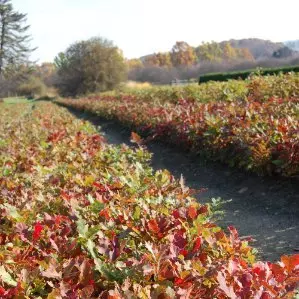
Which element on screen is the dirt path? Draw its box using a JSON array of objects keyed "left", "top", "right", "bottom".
[{"left": 66, "top": 107, "right": 299, "bottom": 262}]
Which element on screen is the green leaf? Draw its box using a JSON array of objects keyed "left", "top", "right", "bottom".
[
  {"left": 86, "top": 239, "right": 97, "bottom": 260},
  {"left": 1, "top": 203, "right": 21, "bottom": 220},
  {"left": 0, "top": 265, "right": 17, "bottom": 286},
  {"left": 272, "top": 159, "right": 284, "bottom": 166},
  {"left": 2, "top": 168, "right": 11, "bottom": 176},
  {"left": 40, "top": 140, "right": 49, "bottom": 149},
  {"left": 133, "top": 206, "right": 141, "bottom": 220},
  {"left": 86, "top": 239, "right": 103, "bottom": 273},
  {"left": 90, "top": 201, "right": 105, "bottom": 214},
  {"left": 76, "top": 217, "right": 88, "bottom": 238},
  {"left": 0, "top": 139, "right": 6, "bottom": 148}
]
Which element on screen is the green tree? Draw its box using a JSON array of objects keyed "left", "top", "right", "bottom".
[
  {"left": 126, "top": 58, "right": 143, "bottom": 70},
  {"left": 156, "top": 52, "right": 172, "bottom": 68},
  {"left": 196, "top": 41, "right": 223, "bottom": 62},
  {"left": 144, "top": 52, "right": 172, "bottom": 68},
  {"left": 17, "top": 75, "right": 47, "bottom": 98},
  {"left": 0, "top": 62, "right": 34, "bottom": 97},
  {"left": 144, "top": 54, "right": 160, "bottom": 67},
  {"left": 55, "top": 37, "right": 127, "bottom": 95},
  {"left": 0, "top": 0, "right": 35, "bottom": 76},
  {"left": 222, "top": 42, "right": 237, "bottom": 60},
  {"left": 171, "top": 41, "right": 196, "bottom": 67}
]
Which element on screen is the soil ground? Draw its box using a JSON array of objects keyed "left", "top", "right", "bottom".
[{"left": 65, "top": 107, "right": 299, "bottom": 262}]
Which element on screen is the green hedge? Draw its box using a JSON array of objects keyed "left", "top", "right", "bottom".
[{"left": 199, "top": 65, "right": 299, "bottom": 83}]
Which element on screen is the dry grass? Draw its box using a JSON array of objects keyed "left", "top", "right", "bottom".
[{"left": 124, "top": 80, "right": 152, "bottom": 89}]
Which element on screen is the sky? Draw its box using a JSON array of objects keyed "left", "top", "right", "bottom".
[{"left": 13, "top": 0, "right": 299, "bottom": 63}]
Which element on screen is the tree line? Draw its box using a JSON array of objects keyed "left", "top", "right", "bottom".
[
  {"left": 0, "top": 0, "right": 127, "bottom": 97},
  {"left": 0, "top": 0, "right": 298, "bottom": 98},
  {"left": 128, "top": 41, "right": 255, "bottom": 71}
]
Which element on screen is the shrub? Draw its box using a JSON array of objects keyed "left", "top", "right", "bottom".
[
  {"left": 54, "top": 37, "right": 127, "bottom": 96},
  {"left": 17, "top": 76, "right": 58, "bottom": 99},
  {"left": 17, "top": 76, "right": 47, "bottom": 98}
]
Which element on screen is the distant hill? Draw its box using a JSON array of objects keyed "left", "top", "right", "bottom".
[
  {"left": 138, "top": 38, "right": 295, "bottom": 62},
  {"left": 220, "top": 38, "right": 285, "bottom": 59},
  {"left": 285, "top": 40, "right": 299, "bottom": 51}
]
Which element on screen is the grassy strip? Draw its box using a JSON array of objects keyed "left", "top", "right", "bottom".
[{"left": 1, "top": 97, "right": 30, "bottom": 104}]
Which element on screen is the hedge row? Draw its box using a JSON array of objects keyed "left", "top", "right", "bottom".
[
  {"left": 1, "top": 101, "right": 298, "bottom": 298},
  {"left": 57, "top": 92, "right": 299, "bottom": 177},
  {"left": 199, "top": 65, "right": 299, "bottom": 83}
]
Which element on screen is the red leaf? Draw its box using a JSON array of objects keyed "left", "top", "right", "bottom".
[
  {"left": 228, "top": 226, "right": 239, "bottom": 244},
  {"left": 199, "top": 253, "right": 208, "bottom": 264},
  {"left": 173, "top": 230, "right": 187, "bottom": 249},
  {"left": 172, "top": 209, "right": 180, "bottom": 219},
  {"left": 179, "top": 249, "right": 188, "bottom": 257},
  {"left": 61, "top": 191, "right": 71, "bottom": 201},
  {"left": 99, "top": 209, "right": 111, "bottom": 221},
  {"left": 0, "top": 287, "right": 6, "bottom": 296},
  {"left": 174, "top": 277, "right": 185, "bottom": 286},
  {"left": 79, "top": 259, "right": 93, "bottom": 284},
  {"left": 240, "top": 273, "right": 252, "bottom": 288},
  {"left": 198, "top": 205, "right": 208, "bottom": 214},
  {"left": 270, "top": 264, "right": 285, "bottom": 283},
  {"left": 93, "top": 182, "right": 108, "bottom": 192},
  {"left": 261, "top": 292, "right": 271, "bottom": 299},
  {"left": 260, "top": 281, "right": 278, "bottom": 297},
  {"left": 0, "top": 233, "right": 7, "bottom": 245},
  {"left": 192, "top": 237, "right": 202, "bottom": 252},
  {"left": 174, "top": 277, "right": 192, "bottom": 289},
  {"left": 33, "top": 222, "right": 44, "bottom": 241}
]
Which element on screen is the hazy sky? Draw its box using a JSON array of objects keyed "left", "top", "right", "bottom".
[{"left": 13, "top": 0, "right": 299, "bottom": 63}]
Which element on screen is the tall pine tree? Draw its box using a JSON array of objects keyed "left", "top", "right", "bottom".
[{"left": 0, "top": 0, "right": 34, "bottom": 76}]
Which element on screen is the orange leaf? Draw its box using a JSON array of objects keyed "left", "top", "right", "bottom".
[
  {"left": 130, "top": 132, "right": 142, "bottom": 145},
  {"left": 188, "top": 206, "right": 198, "bottom": 220},
  {"left": 281, "top": 254, "right": 299, "bottom": 273},
  {"left": 148, "top": 219, "right": 160, "bottom": 234}
]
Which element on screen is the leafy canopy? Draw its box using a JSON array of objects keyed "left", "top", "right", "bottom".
[{"left": 54, "top": 37, "right": 127, "bottom": 96}]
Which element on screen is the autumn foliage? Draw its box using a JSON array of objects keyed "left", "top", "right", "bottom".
[
  {"left": 0, "top": 102, "right": 298, "bottom": 298},
  {"left": 58, "top": 74, "right": 299, "bottom": 177}
]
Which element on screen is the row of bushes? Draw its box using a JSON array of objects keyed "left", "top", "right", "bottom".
[
  {"left": 199, "top": 65, "right": 299, "bottom": 83},
  {"left": 57, "top": 74, "right": 299, "bottom": 177},
  {"left": 1, "top": 101, "right": 298, "bottom": 297},
  {"left": 99, "top": 73, "right": 298, "bottom": 104}
]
